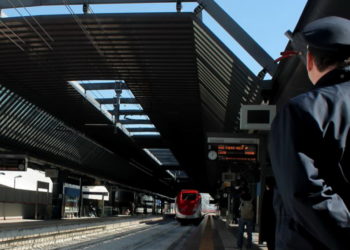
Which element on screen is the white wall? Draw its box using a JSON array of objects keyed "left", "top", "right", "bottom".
[{"left": 0, "top": 168, "right": 52, "bottom": 192}]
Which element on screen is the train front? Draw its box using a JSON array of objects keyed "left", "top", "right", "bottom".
[{"left": 175, "top": 190, "right": 202, "bottom": 224}]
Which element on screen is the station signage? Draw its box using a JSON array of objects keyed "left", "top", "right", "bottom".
[
  {"left": 207, "top": 137, "right": 259, "bottom": 163},
  {"left": 0, "top": 154, "right": 28, "bottom": 171},
  {"left": 208, "top": 144, "right": 257, "bottom": 162},
  {"left": 37, "top": 181, "right": 50, "bottom": 190}
]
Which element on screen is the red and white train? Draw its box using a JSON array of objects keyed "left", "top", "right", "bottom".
[{"left": 175, "top": 189, "right": 202, "bottom": 224}]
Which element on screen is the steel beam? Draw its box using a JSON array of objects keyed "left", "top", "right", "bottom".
[
  {"left": 0, "top": 0, "right": 196, "bottom": 9},
  {"left": 80, "top": 82, "right": 128, "bottom": 90},
  {"left": 110, "top": 109, "right": 144, "bottom": 115},
  {"left": 131, "top": 134, "right": 160, "bottom": 137},
  {"left": 163, "top": 165, "right": 183, "bottom": 170},
  {"left": 119, "top": 109, "right": 144, "bottom": 115},
  {"left": 197, "top": 0, "right": 277, "bottom": 76},
  {"left": 120, "top": 119, "right": 152, "bottom": 125},
  {"left": 96, "top": 98, "right": 137, "bottom": 104},
  {"left": 127, "top": 127, "right": 157, "bottom": 132},
  {"left": 96, "top": 98, "right": 115, "bottom": 104}
]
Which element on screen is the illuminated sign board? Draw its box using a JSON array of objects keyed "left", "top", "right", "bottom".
[
  {"left": 208, "top": 144, "right": 257, "bottom": 162},
  {"left": 207, "top": 137, "right": 259, "bottom": 163}
]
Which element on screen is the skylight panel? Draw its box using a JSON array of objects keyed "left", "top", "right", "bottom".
[
  {"left": 166, "top": 170, "right": 188, "bottom": 179},
  {"left": 143, "top": 148, "right": 179, "bottom": 166},
  {"left": 101, "top": 104, "right": 114, "bottom": 110},
  {"left": 120, "top": 104, "right": 142, "bottom": 110},
  {"left": 124, "top": 124, "right": 155, "bottom": 129},
  {"left": 121, "top": 115, "right": 150, "bottom": 120},
  {"left": 87, "top": 89, "right": 134, "bottom": 98},
  {"left": 69, "top": 80, "right": 158, "bottom": 137},
  {"left": 131, "top": 132, "right": 160, "bottom": 136}
]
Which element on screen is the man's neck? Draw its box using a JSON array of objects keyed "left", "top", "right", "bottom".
[{"left": 312, "top": 65, "right": 337, "bottom": 85}]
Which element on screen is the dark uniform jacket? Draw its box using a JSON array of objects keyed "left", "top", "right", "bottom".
[{"left": 269, "top": 67, "right": 350, "bottom": 250}]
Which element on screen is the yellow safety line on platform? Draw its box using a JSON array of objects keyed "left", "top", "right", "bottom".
[{"left": 199, "top": 215, "right": 214, "bottom": 250}]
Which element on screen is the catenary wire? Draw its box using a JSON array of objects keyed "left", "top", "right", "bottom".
[{"left": 7, "top": 0, "right": 53, "bottom": 50}]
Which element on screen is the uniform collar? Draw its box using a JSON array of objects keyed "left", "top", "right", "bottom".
[{"left": 314, "top": 67, "right": 350, "bottom": 89}]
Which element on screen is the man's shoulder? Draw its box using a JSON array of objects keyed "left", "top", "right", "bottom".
[
  {"left": 315, "top": 80, "right": 350, "bottom": 96},
  {"left": 288, "top": 81, "right": 350, "bottom": 108}
]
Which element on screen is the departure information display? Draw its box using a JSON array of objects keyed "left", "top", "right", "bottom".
[{"left": 208, "top": 144, "right": 258, "bottom": 162}]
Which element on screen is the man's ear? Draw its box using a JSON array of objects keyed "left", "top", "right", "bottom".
[{"left": 306, "top": 51, "right": 314, "bottom": 72}]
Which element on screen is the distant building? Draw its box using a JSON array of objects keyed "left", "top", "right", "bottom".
[
  {"left": 0, "top": 168, "right": 52, "bottom": 192},
  {"left": 0, "top": 168, "right": 52, "bottom": 220}
]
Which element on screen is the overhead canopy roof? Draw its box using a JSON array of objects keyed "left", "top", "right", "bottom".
[{"left": 0, "top": 11, "right": 261, "bottom": 195}]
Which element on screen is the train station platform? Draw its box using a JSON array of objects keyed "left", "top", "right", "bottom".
[
  {"left": 0, "top": 215, "right": 267, "bottom": 250},
  {"left": 181, "top": 215, "right": 267, "bottom": 250}
]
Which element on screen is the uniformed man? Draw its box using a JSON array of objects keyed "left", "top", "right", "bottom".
[{"left": 269, "top": 16, "right": 350, "bottom": 250}]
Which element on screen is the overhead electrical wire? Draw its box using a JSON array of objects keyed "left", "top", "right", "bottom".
[
  {"left": 23, "top": 1, "right": 153, "bottom": 134},
  {"left": 0, "top": 20, "right": 25, "bottom": 51},
  {"left": 86, "top": 6, "right": 129, "bottom": 107},
  {"left": 15, "top": 0, "right": 55, "bottom": 42},
  {"left": 7, "top": 0, "right": 53, "bottom": 50},
  {"left": 62, "top": 0, "right": 114, "bottom": 115},
  {"left": 87, "top": 5, "right": 149, "bottom": 128},
  {"left": 3, "top": 0, "right": 69, "bottom": 76},
  {"left": 62, "top": 2, "right": 130, "bottom": 124},
  {"left": 0, "top": 6, "right": 26, "bottom": 51},
  {"left": 62, "top": 0, "right": 115, "bottom": 120},
  {"left": 62, "top": 0, "right": 104, "bottom": 57},
  {"left": 0, "top": 19, "right": 25, "bottom": 43}
]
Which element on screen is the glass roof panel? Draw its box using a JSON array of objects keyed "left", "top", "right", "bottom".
[
  {"left": 68, "top": 80, "right": 158, "bottom": 138},
  {"left": 120, "top": 104, "right": 142, "bottom": 110},
  {"left": 166, "top": 170, "right": 188, "bottom": 179},
  {"left": 143, "top": 148, "right": 179, "bottom": 166},
  {"left": 124, "top": 124, "right": 155, "bottom": 128},
  {"left": 131, "top": 132, "right": 160, "bottom": 136}
]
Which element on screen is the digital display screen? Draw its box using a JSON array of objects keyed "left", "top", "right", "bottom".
[
  {"left": 209, "top": 144, "right": 257, "bottom": 162},
  {"left": 247, "top": 110, "right": 270, "bottom": 124}
]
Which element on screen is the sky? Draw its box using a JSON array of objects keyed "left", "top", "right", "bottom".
[
  {"left": 2, "top": 0, "right": 308, "bottom": 75},
  {"left": 205, "top": 0, "right": 308, "bottom": 75}
]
